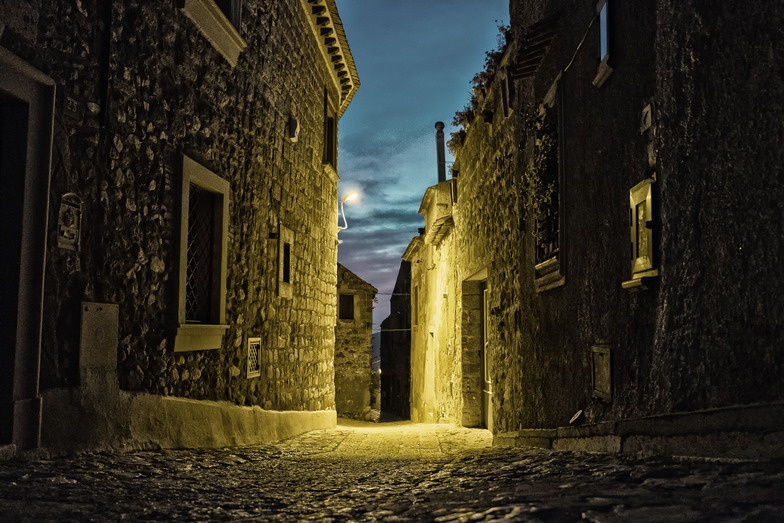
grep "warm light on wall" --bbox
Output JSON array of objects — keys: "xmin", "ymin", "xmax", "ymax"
[{"xmin": 338, "ymin": 192, "xmax": 358, "ymax": 242}]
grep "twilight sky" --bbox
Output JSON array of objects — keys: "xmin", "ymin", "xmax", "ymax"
[{"xmin": 335, "ymin": 0, "xmax": 510, "ymax": 330}]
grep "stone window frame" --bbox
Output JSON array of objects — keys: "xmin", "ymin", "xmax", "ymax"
[
  {"xmin": 278, "ymin": 224, "xmax": 294, "ymax": 299},
  {"xmin": 338, "ymin": 293, "xmax": 355, "ymax": 321},
  {"xmin": 246, "ymin": 337, "xmax": 261, "ymax": 379},
  {"xmin": 533, "ymin": 75, "xmax": 567, "ymax": 293},
  {"xmin": 622, "ymin": 177, "xmax": 658, "ymax": 291},
  {"xmin": 174, "ymin": 155, "xmax": 230, "ymax": 352},
  {"xmin": 592, "ymin": 0, "xmax": 614, "ymax": 88},
  {"xmin": 179, "ymin": 0, "xmax": 247, "ymax": 68}
]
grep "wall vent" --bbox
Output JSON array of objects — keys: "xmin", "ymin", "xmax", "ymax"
[{"xmin": 247, "ymin": 337, "xmax": 261, "ymax": 378}]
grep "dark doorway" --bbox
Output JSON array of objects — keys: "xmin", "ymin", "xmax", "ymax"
[
  {"xmin": 480, "ymin": 284, "xmax": 493, "ymax": 431},
  {"xmin": 0, "ymin": 94, "xmax": 29, "ymax": 444},
  {"xmin": 0, "ymin": 48, "xmax": 55, "ymax": 449}
]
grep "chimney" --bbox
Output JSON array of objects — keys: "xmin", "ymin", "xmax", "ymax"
[{"xmin": 435, "ymin": 121, "xmax": 446, "ymax": 183}]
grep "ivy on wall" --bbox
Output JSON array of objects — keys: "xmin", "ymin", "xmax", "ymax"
[{"xmin": 523, "ymin": 104, "xmax": 559, "ymax": 264}]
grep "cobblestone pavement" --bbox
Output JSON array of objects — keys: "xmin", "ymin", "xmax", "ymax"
[{"xmin": 1, "ymin": 419, "xmax": 783, "ymax": 521}]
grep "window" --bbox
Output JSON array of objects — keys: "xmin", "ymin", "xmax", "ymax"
[
  {"xmin": 282, "ymin": 242, "xmax": 291, "ymax": 283},
  {"xmin": 622, "ymin": 177, "xmax": 658, "ymax": 290},
  {"xmin": 323, "ymin": 90, "xmax": 337, "ymax": 167},
  {"xmin": 247, "ymin": 337, "xmax": 261, "ymax": 378},
  {"xmin": 599, "ymin": 0, "xmax": 609, "ymax": 62},
  {"xmin": 278, "ymin": 225, "xmax": 293, "ymax": 299},
  {"xmin": 532, "ymin": 77, "xmax": 565, "ymax": 292},
  {"xmin": 214, "ymin": 0, "xmax": 241, "ymax": 29},
  {"xmin": 179, "ymin": 0, "xmax": 247, "ymax": 67},
  {"xmin": 174, "ymin": 155, "xmax": 230, "ymax": 352},
  {"xmin": 592, "ymin": 0, "xmax": 614, "ymax": 87},
  {"xmin": 338, "ymin": 294, "xmax": 355, "ymax": 320},
  {"xmin": 185, "ymin": 184, "xmax": 217, "ymax": 322}
]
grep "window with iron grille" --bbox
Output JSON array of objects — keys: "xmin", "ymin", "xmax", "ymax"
[
  {"xmin": 186, "ymin": 184, "xmax": 216, "ymax": 323},
  {"xmin": 247, "ymin": 337, "xmax": 261, "ymax": 378},
  {"xmin": 531, "ymin": 77, "xmax": 566, "ymax": 293},
  {"xmin": 173, "ymin": 154, "xmax": 230, "ymax": 352}
]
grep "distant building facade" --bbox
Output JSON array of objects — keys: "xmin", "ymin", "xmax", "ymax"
[
  {"xmin": 0, "ymin": 0, "xmax": 358, "ymax": 453},
  {"xmin": 335, "ymin": 264, "xmax": 377, "ymax": 420},
  {"xmin": 380, "ymin": 260, "xmax": 411, "ymax": 419},
  {"xmin": 408, "ymin": 0, "xmax": 784, "ymax": 457}
]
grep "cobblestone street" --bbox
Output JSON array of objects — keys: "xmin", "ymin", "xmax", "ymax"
[{"xmin": 1, "ymin": 420, "xmax": 782, "ymax": 521}]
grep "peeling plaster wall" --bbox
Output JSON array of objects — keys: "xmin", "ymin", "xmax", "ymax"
[{"xmin": 1, "ymin": 0, "xmax": 343, "ymax": 413}]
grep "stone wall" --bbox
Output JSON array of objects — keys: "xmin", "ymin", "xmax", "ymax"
[
  {"xmin": 1, "ymin": 0, "xmax": 353, "ymax": 417},
  {"xmin": 407, "ymin": 0, "xmax": 784, "ymax": 440},
  {"xmin": 649, "ymin": 1, "xmax": 784, "ymax": 413},
  {"xmin": 439, "ymin": 0, "xmax": 784, "ymax": 436},
  {"xmin": 335, "ymin": 264, "xmax": 377, "ymax": 420},
  {"xmin": 499, "ymin": 0, "xmax": 660, "ymax": 430},
  {"xmin": 405, "ymin": 46, "xmax": 522, "ymax": 429},
  {"xmin": 451, "ymin": 60, "xmax": 524, "ymax": 432}
]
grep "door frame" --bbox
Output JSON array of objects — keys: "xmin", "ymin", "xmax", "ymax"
[
  {"xmin": 0, "ymin": 47, "xmax": 55, "ymax": 450},
  {"xmin": 481, "ymin": 284, "xmax": 493, "ymax": 431}
]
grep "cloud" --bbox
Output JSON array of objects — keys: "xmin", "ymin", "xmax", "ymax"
[{"xmin": 335, "ymin": 0, "xmax": 508, "ymax": 330}]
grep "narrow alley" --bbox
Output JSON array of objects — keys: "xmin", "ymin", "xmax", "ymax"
[{"xmin": 0, "ymin": 421, "xmax": 782, "ymax": 522}]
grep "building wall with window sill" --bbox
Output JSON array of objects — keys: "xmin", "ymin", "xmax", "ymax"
[
  {"xmin": 0, "ymin": 0, "xmax": 358, "ymax": 434},
  {"xmin": 405, "ymin": 81, "xmax": 522, "ymax": 426},
  {"xmin": 450, "ymin": 76, "xmax": 524, "ymax": 432},
  {"xmin": 335, "ymin": 264, "xmax": 377, "ymax": 420},
  {"xmin": 491, "ymin": 0, "xmax": 784, "ymax": 439},
  {"xmin": 505, "ymin": 0, "xmax": 661, "ymax": 430}
]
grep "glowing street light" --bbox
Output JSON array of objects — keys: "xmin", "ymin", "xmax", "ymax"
[{"xmin": 338, "ymin": 192, "xmax": 358, "ymax": 238}]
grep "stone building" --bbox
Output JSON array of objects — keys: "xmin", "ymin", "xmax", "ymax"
[
  {"xmin": 0, "ymin": 0, "xmax": 358, "ymax": 453},
  {"xmin": 408, "ymin": 0, "xmax": 784, "ymax": 457},
  {"xmin": 335, "ymin": 264, "xmax": 377, "ymax": 420},
  {"xmin": 380, "ymin": 260, "xmax": 411, "ymax": 419}
]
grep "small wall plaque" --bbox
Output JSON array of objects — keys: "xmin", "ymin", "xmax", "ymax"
[
  {"xmin": 57, "ymin": 193, "xmax": 82, "ymax": 251},
  {"xmin": 591, "ymin": 345, "xmax": 612, "ymax": 401}
]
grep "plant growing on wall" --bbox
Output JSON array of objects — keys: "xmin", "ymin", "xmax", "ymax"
[
  {"xmin": 523, "ymin": 104, "xmax": 559, "ymax": 264},
  {"xmin": 449, "ymin": 23, "xmax": 511, "ymax": 151}
]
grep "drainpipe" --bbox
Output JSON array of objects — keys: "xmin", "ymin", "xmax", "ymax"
[{"xmin": 435, "ymin": 121, "xmax": 446, "ymax": 183}]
